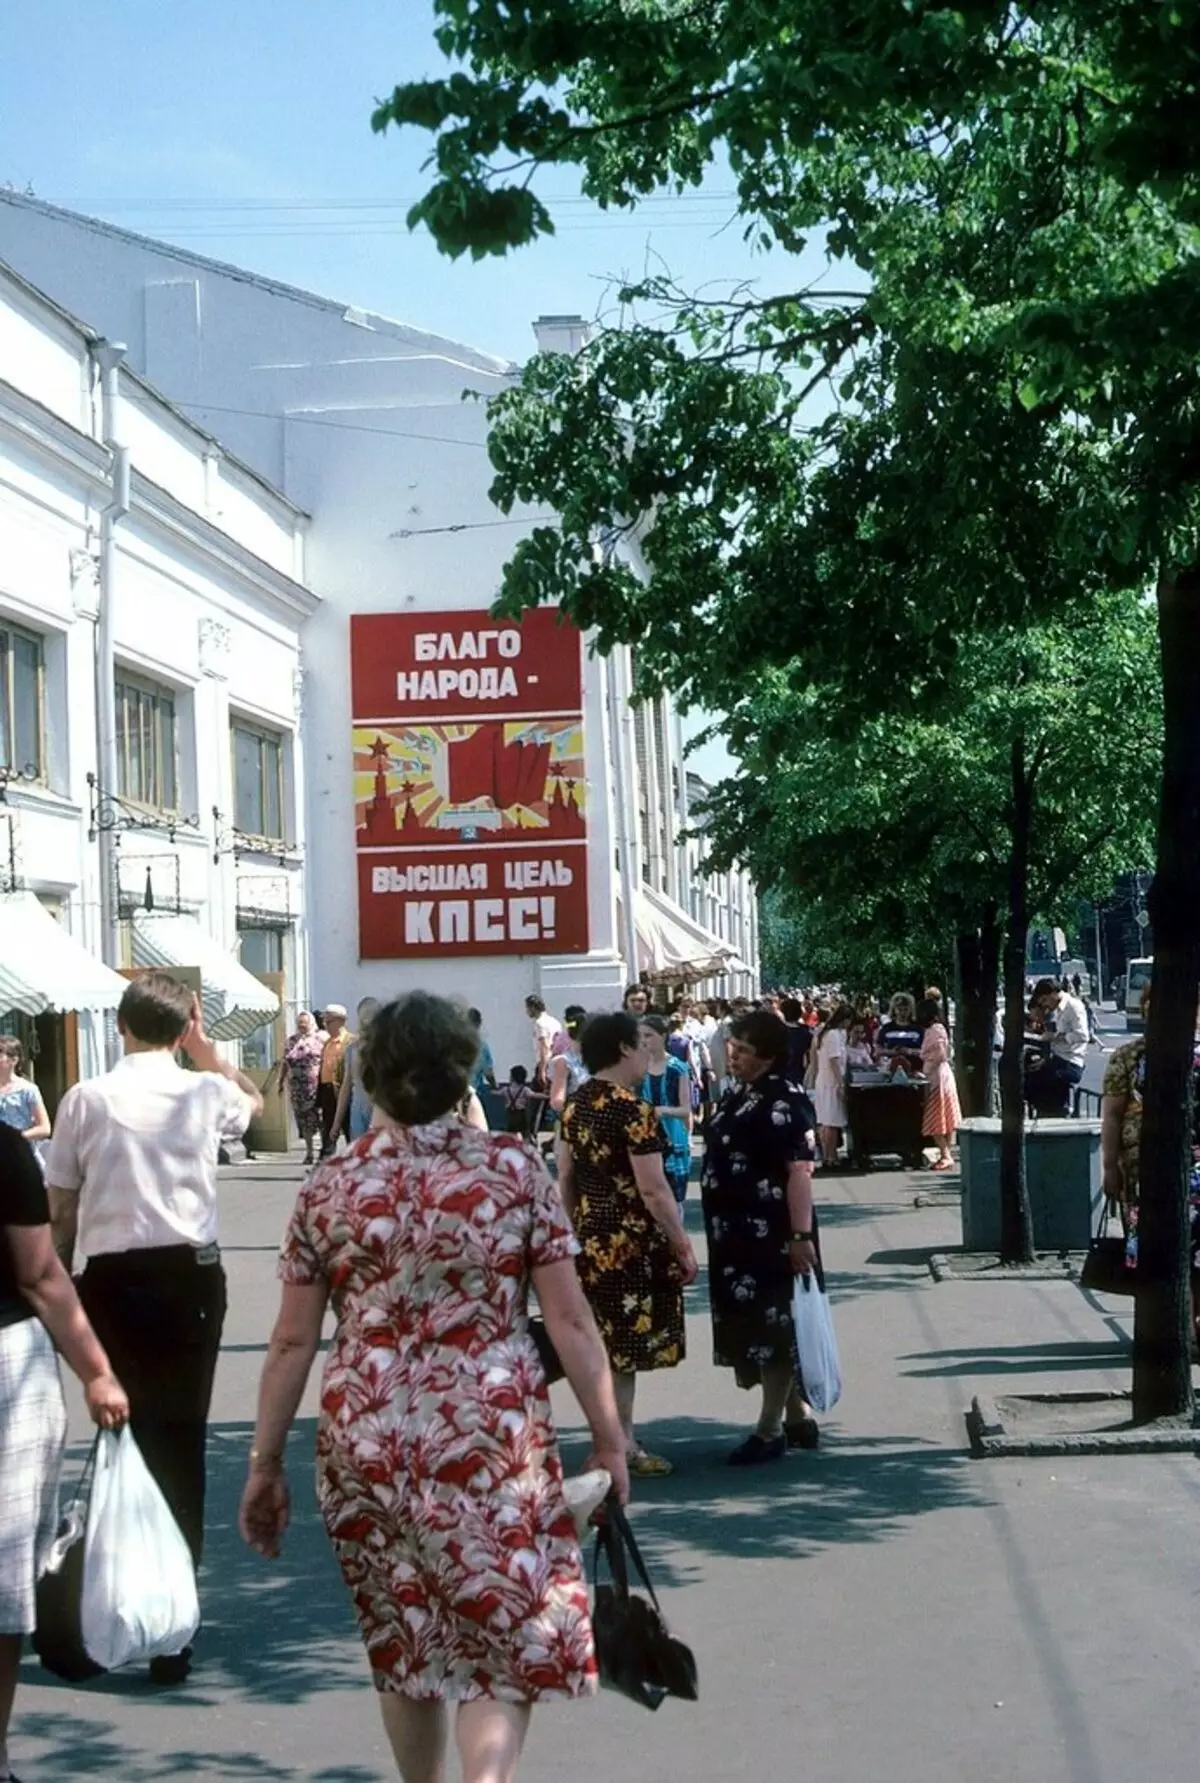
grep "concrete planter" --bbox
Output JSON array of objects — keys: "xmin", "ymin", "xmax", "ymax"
[{"xmin": 958, "ymin": 1116, "xmax": 1102, "ymax": 1252}]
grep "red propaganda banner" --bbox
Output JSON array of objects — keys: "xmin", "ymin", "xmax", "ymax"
[{"xmin": 351, "ymin": 609, "xmax": 589, "ymax": 960}]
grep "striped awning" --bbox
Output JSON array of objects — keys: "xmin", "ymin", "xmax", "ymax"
[
  {"xmin": 131, "ymin": 911, "xmax": 279, "ymax": 1040},
  {"xmin": 0, "ymin": 892, "xmax": 128, "ymax": 1015}
]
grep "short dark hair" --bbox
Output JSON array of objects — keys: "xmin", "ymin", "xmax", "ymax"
[
  {"xmin": 641, "ymin": 1012, "xmax": 668, "ymax": 1037},
  {"xmin": 359, "ymin": 992, "xmax": 479, "ymax": 1125},
  {"xmin": 118, "ymin": 971, "xmax": 194, "ymax": 1047},
  {"xmin": 623, "ymin": 983, "xmax": 649, "ymax": 1006},
  {"xmin": 0, "ymin": 1035, "xmax": 24, "ymax": 1067},
  {"xmin": 916, "ymin": 996, "xmax": 943, "ymax": 1028},
  {"xmin": 525, "ymin": 995, "xmax": 545, "ymax": 1015},
  {"xmin": 580, "ymin": 1011, "xmax": 641, "ymax": 1073},
  {"xmin": 564, "ymin": 1004, "xmax": 588, "ymax": 1038},
  {"xmin": 780, "ymin": 996, "xmax": 805, "ymax": 1024},
  {"xmin": 509, "ymin": 1064, "xmax": 529, "ymax": 1084},
  {"xmin": 728, "ymin": 1009, "xmax": 790, "ymax": 1066},
  {"xmin": 1032, "ymin": 977, "xmax": 1060, "ymax": 1003}
]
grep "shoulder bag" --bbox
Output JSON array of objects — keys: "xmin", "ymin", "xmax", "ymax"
[{"xmin": 592, "ymin": 1500, "xmax": 698, "ymax": 1711}]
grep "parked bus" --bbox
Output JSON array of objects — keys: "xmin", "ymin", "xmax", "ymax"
[{"xmin": 1124, "ymin": 957, "xmax": 1153, "ymax": 1030}]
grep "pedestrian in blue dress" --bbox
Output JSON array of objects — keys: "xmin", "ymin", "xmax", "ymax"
[{"xmin": 639, "ymin": 1016, "xmax": 693, "ymax": 1204}]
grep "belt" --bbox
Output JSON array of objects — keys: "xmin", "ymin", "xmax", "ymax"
[{"xmin": 86, "ymin": 1242, "xmax": 221, "ymax": 1271}]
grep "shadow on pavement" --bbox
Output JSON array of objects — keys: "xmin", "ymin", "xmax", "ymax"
[
  {"xmin": 563, "ymin": 1419, "xmax": 984, "ymax": 1585},
  {"xmin": 897, "ymin": 1339, "xmax": 1130, "ymax": 1378},
  {"xmin": 15, "ymin": 1712, "xmax": 378, "ymax": 1783}
]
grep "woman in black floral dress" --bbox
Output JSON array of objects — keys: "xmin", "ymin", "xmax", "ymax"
[
  {"xmin": 702, "ymin": 1009, "xmax": 822, "ymax": 1465},
  {"xmin": 559, "ymin": 1013, "xmax": 698, "ymax": 1477}
]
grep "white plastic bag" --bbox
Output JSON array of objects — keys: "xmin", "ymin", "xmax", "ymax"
[
  {"xmin": 792, "ymin": 1273, "xmax": 843, "ymax": 1413},
  {"xmin": 80, "ymin": 1427, "xmax": 200, "ymax": 1670}
]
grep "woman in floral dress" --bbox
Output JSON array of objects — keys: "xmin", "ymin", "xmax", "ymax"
[
  {"xmin": 702, "ymin": 1008, "xmax": 822, "ymax": 1466},
  {"xmin": 239, "ymin": 993, "xmax": 627, "ymax": 1783},
  {"xmin": 278, "ymin": 1010, "xmax": 326, "ymax": 1164},
  {"xmin": 558, "ymin": 1012, "xmax": 698, "ymax": 1479}
]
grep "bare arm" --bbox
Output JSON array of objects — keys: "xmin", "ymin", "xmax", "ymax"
[
  {"xmin": 48, "ymin": 1185, "xmax": 79, "ymax": 1269},
  {"xmin": 555, "ymin": 1137, "xmax": 577, "ymax": 1219},
  {"xmin": 548, "ymin": 1054, "xmax": 569, "ymax": 1116},
  {"xmin": 532, "ymin": 1256, "xmax": 629, "ymax": 1503},
  {"xmin": 630, "ymin": 1151, "xmax": 696, "ymax": 1275},
  {"xmin": 8, "ymin": 1223, "xmax": 128, "ymax": 1424},
  {"xmin": 239, "ymin": 1279, "xmax": 329, "ymax": 1557},
  {"xmin": 785, "ymin": 1155, "xmax": 817, "ymax": 1276},
  {"xmin": 22, "ymin": 1089, "xmax": 51, "ymax": 1143}
]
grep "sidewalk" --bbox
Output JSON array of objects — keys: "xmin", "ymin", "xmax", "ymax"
[{"xmin": 15, "ymin": 1156, "xmax": 1190, "ymax": 1783}]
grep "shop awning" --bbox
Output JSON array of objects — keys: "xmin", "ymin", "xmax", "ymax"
[
  {"xmin": 635, "ymin": 884, "xmax": 738, "ymax": 986},
  {"xmin": 131, "ymin": 912, "xmax": 280, "ymax": 1041},
  {"xmin": 0, "ymin": 892, "xmax": 129, "ymax": 1015}
]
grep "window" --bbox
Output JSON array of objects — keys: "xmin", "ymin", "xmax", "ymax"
[
  {"xmin": 0, "ymin": 622, "xmax": 44, "ymax": 779},
  {"xmin": 232, "ymin": 721, "xmax": 284, "ymax": 839},
  {"xmin": 115, "ymin": 674, "xmax": 177, "ymax": 811}
]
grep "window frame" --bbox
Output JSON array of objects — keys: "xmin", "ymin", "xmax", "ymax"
[
  {"xmin": 0, "ymin": 619, "xmax": 46, "ymax": 782},
  {"xmin": 230, "ymin": 717, "xmax": 286, "ymax": 842},
  {"xmin": 114, "ymin": 670, "xmax": 179, "ymax": 813}
]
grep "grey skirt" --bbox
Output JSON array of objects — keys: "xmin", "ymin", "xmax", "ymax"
[{"xmin": 0, "ymin": 1316, "xmax": 68, "ymax": 1634}]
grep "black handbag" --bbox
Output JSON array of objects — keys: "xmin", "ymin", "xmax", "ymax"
[
  {"xmin": 33, "ymin": 1437, "xmax": 106, "ymax": 1682},
  {"xmin": 1080, "ymin": 1200, "xmax": 1137, "ymax": 1297},
  {"xmin": 528, "ymin": 1316, "xmax": 565, "ymax": 1384},
  {"xmin": 592, "ymin": 1501, "xmax": 698, "ymax": 1711}
]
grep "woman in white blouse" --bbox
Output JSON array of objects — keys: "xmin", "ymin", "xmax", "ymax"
[{"xmin": 813, "ymin": 1004, "xmax": 854, "ymax": 1167}]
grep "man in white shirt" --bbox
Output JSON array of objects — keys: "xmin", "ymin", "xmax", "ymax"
[
  {"xmin": 525, "ymin": 994, "xmax": 563, "ymax": 1093},
  {"xmin": 1025, "ymin": 976, "xmax": 1089, "ymax": 1116},
  {"xmin": 47, "ymin": 971, "xmax": 262, "ymax": 1685}
]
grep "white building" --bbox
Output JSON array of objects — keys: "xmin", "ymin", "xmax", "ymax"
[
  {"xmin": 0, "ymin": 192, "xmax": 758, "ymax": 1073},
  {"xmin": 0, "ymin": 253, "xmax": 315, "ymax": 1127}
]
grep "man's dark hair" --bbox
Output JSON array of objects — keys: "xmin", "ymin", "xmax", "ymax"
[
  {"xmin": 359, "ymin": 992, "xmax": 479, "ymax": 1125},
  {"xmin": 641, "ymin": 1012, "xmax": 668, "ymax": 1037},
  {"xmin": 118, "ymin": 971, "xmax": 194, "ymax": 1048},
  {"xmin": 1032, "ymin": 977, "xmax": 1060, "ymax": 1003},
  {"xmin": 623, "ymin": 983, "xmax": 649, "ymax": 1006},
  {"xmin": 780, "ymin": 996, "xmax": 805, "ymax": 1024},
  {"xmin": 580, "ymin": 1011, "xmax": 641, "ymax": 1074},
  {"xmin": 728, "ymin": 1009, "xmax": 790, "ymax": 1067},
  {"xmin": 525, "ymin": 995, "xmax": 545, "ymax": 1015}
]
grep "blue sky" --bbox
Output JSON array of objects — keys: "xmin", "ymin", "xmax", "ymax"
[
  {"xmin": 0, "ymin": 0, "xmax": 815, "ymax": 364},
  {"xmin": 1, "ymin": 2, "xmax": 826, "ymax": 780}
]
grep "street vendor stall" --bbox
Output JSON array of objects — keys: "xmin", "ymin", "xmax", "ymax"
[{"xmin": 845, "ymin": 1066, "xmax": 928, "ymax": 1170}]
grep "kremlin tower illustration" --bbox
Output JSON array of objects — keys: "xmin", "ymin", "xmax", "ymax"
[{"xmin": 359, "ymin": 731, "xmax": 585, "ymax": 844}]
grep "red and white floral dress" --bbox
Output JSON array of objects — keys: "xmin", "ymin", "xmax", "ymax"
[{"xmin": 278, "ymin": 1121, "xmax": 597, "ymax": 1702}]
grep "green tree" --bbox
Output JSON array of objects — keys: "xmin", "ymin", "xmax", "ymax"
[{"xmin": 379, "ymin": 3, "xmax": 1200, "ymax": 1417}]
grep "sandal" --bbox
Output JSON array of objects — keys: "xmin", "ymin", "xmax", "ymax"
[
  {"xmin": 931, "ymin": 1158, "xmax": 956, "ymax": 1172},
  {"xmin": 627, "ymin": 1450, "xmax": 674, "ymax": 1478}
]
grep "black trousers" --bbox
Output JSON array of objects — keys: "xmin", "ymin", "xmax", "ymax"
[
  {"xmin": 78, "ymin": 1245, "xmax": 227, "ymax": 1570},
  {"xmin": 316, "ymin": 1081, "xmax": 346, "ymax": 1155},
  {"xmin": 1024, "ymin": 1055, "xmax": 1084, "ymax": 1118}
]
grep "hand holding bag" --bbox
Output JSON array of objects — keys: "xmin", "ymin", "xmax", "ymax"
[
  {"xmin": 79, "ymin": 1426, "xmax": 201, "ymax": 1670},
  {"xmin": 592, "ymin": 1501, "xmax": 698, "ymax": 1711},
  {"xmin": 792, "ymin": 1271, "xmax": 843, "ymax": 1412}
]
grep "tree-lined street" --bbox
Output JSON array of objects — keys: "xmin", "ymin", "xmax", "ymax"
[{"xmin": 14, "ymin": 1137, "xmax": 1198, "ymax": 1783}]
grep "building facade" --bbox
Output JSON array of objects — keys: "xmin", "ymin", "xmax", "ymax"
[
  {"xmin": 0, "ymin": 193, "xmax": 759, "ymax": 1073},
  {"xmin": 0, "ymin": 255, "xmax": 315, "ymax": 1122}
]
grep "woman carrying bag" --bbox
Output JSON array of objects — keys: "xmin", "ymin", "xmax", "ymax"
[{"xmin": 1, "ymin": 1125, "xmax": 128, "ymax": 1783}]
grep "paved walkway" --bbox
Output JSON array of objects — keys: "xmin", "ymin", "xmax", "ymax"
[{"xmin": 15, "ymin": 1154, "xmax": 1190, "ymax": 1782}]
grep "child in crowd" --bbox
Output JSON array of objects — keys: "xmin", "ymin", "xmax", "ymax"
[{"xmin": 502, "ymin": 1065, "xmax": 541, "ymax": 1137}]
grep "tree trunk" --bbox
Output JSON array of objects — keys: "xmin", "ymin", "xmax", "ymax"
[
  {"xmin": 998, "ymin": 740, "xmax": 1036, "ymax": 1264},
  {"xmin": 1131, "ymin": 566, "xmax": 1200, "ymax": 1424},
  {"xmin": 954, "ymin": 919, "xmax": 1001, "ymax": 1117}
]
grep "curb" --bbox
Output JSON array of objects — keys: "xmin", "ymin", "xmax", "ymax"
[
  {"xmin": 929, "ymin": 1252, "xmax": 1080, "ymax": 1283},
  {"xmin": 966, "ymin": 1390, "xmax": 1200, "ymax": 1457}
]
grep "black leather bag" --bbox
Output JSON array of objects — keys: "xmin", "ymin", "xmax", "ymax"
[
  {"xmin": 1080, "ymin": 1202, "xmax": 1136, "ymax": 1297},
  {"xmin": 592, "ymin": 1502, "xmax": 698, "ymax": 1711},
  {"xmin": 33, "ymin": 1438, "xmax": 106, "ymax": 1682},
  {"xmin": 528, "ymin": 1317, "xmax": 565, "ymax": 1384}
]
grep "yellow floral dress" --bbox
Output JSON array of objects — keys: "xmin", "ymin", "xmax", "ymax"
[{"xmin": 560, "ymin": 1079, "xmax": 685, "ymax": 1374}]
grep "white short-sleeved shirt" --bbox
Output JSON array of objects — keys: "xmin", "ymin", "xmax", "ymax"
[
  {"xmin": 45, "ymin": 1051, "xmax": 254, "ymax": 1256},
  {"xmin": 531, "ymin": 1011, "xmax": 563, "ymax": 1063}
]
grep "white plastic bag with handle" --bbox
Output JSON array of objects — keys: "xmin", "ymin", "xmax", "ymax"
[
  {"xmin": 792, "ymin": 1273, "xmax": 843, "ymax": 1413},
  {"xmin": 80, "ymin": 1427, "xmax": 200, "ymax": 1670}
]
